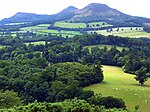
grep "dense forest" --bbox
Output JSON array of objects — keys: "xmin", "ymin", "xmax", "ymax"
[{"xmin": 1, "ymin": 32, "xmax": 150, "ymax": 111}]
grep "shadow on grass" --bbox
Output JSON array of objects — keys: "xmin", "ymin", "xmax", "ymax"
[
  {"xmin": 101, "ymin": 81, "xmax": 109, "ymax": 85},
  {"xmin": 131, "ymin": 83, "xmax": 150, "ymax": 87}
]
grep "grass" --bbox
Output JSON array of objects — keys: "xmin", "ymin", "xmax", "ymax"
[
  {"xmin": 84, "ymin": 44, "xmax": 128, "ymax": 53},
  {"xmin": 36, "ymin": 24, "xmax": 50, "ymax": 27},
  {"xmin": 54, "ymin": 21, "xmax": 111, "ymax": 29},
  {"xmin": 37, "ymin": 30, "xmax": 81, "ymax": 37},
  {"xmin": 25, "ymin": 41, "xmax": 47, "ymax": 46},
  {"xmin": 37, "ymin": 30, "xmax": 59, "ymax": 34},
  {"xmin": 20, "ymin": 23, "xmax": 81, "ymax": 38},
  {"xmin": 54, "ymin": 21, "xmax": 86, "ymax": 28},
  {"xmin": 0, "ymin": 45, "xmax": 5, "ymax": 49},
  {"xmin": 60, "ymin": 30, "xmax": 81, "ymax": 35},
  {"xmin": 84, "ymin": 65, "xmax": 150, "ymax": 112},
  {"xmin": 91, "ymin": 27, "xmax": 150, "ymax": 38},
  {"xmin": 20, "ymin": 24, "xmax": 50, "ymax": 31}
]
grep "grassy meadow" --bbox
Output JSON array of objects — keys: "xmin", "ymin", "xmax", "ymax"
[
  {"xmin": 20, "ymin": 24, "xmax": 50, "ymax": 31},
  {"xmin": 19, "ymin": 23, "xmax": 82, "ymax": 38},
  {"xmin": 91, "ymin": 27, "xmax": 150, "ymax": 38},
  {"xmin": 84, "ymin": 65, "xmax": 150, "ymax": 112},
  {"xmin": 37, "ymin": 30, "xmax": 81, "ymax": 37},
  {"xmin": 24, "ymin": 41, "xmax": 48, "ymax": 46},
  {"xmin": 0, "ymin": 45, "xmax": 5, "ymax": 49},
  {"xmin": 18, "ymin": 23, "xmax": 150, "ymax": 38},
  {"xmin": 54, "ymin": 21, "xmax": 86, "ymax": 28}
]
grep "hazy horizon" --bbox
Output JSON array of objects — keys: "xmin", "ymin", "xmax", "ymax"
[{"xmin": 0, "ymin": 0, "xmax": 150, "ymax": 20}]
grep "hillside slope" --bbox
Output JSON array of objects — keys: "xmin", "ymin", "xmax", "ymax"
[{"xmin": 1, "ymin": 3, "xmax": 150, "ymax": 26}]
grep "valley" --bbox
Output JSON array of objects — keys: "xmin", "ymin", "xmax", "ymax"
[
  {"xmin": 0, "ymin": 2, "xmax": 150, "ymax": 112},
  {"xmin": 1, "ymin": 22, "xmax": 150, "ymax": 38}
]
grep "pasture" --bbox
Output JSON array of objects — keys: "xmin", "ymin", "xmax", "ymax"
[
  {"xmin": 24, "ymin": 41, "xmax": 47, "ymax": 46},
  {"xmin": 54, "ymin": 21, "xmax": 86, "ymax": 28},
  {"xmin": 20, "ymin": 23, "xmax": 81, "ymax": 38},
  {"xmin": 84, "ymin": 65, "xmax": 150, "ymax": 112},
  {"xmin": 0, "ymin": 45, "xmax": 5, "ymax": 49},
  {"xmin": 37, "ymin": 30, "xmax": 81, "ymax": 37},
  {"xmin": 20, "ymin": 24, "xmax": 50, "ymax": 31},
  {"xmin": 91, "ymin": 27, "xmax": 150, "ymax": 38}
]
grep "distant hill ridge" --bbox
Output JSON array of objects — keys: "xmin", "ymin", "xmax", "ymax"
[
  {"xmin": 75, "ymin": 3, "xmax": 124, "ymax": 16},
  {"xmin": 1, "ymin": 3, "xmax": 150, "ymax": 26}
]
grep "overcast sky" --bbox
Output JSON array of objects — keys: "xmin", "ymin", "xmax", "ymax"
[{"xmin": 0, "ymin": 0, "xmax": 149, "ymax": 20}]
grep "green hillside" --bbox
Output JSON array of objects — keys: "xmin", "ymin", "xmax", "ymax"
[
  {"xmin": 91, "ymin": 27, "xmax": 150, "ymax": 38},
  {"xmin": 84, "ymin": 65, "xmax": 150, "ymax": 112},
  {"xmin": 54, "ymin": 21, "xmax": 86, "ymax": 28},
  {"xmin": 20, "ymin": 24, "xmax": 50, "ymax": 31}
]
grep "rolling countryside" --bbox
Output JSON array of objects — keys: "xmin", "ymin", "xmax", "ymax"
[{"xmin": 0, "ymin": 2, "xmax": 150, "ymax": 112}]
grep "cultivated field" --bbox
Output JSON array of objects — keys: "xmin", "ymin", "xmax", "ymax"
[
  {"xmin": 54, "ymin": 21, "xmax": 86, "ymax": 28},
  {"xmin": 91, "ymin": 27, "xmax": 150, "ymax": 38},
  {"xmin": 84, "ymin": 65, "xmax": 150, "ymax": 112}
]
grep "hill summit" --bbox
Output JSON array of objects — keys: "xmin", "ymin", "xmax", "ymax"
[
  {"xmin": 75, "ymin": 3, "xmax": 122, "ymax": 16},
  {"xmin": 71, "ymin": 3, "xmax": 130, "ymax": 22},
  {"xmin": 1, "ymin": 3, "xmax": 150, "ymax": 26}
]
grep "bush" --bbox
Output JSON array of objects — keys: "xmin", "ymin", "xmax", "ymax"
[
  {"xmin": 88, "ymin": 95, "xmax": 126, "ymax": 109},
  {"xmin": 99, "ymin": 96, "xmax": 126, "ymax": 109},
  {"xmin": 0, "ymin": 90, "xmax": 21, "ymax": 108}
]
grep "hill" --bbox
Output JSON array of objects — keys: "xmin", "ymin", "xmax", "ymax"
[
  {"xmin": 84, "ymin": 65, "xmax": 150, "ymax": 112},
  {"xmin": 0, "ymin": 3, "xmax": 150, "ymax": 27},
  {"xmin": 0, "ymin": 12, "xmax": 52, "ymax": 24},
  {"xmin": 50, "ymin": 6, "xmax": 78, "ymax": 21},
  {"xmin": 71, "ymin": 3, "xmax": 129, "ymax": 22},
  {"xmin": 71, "ymin": 3, "xmax": 150, "ymax": 26}
]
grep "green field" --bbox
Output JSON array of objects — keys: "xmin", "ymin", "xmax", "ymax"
[
  {"xmin": 0, "ymin": 45, "xmax": 5, "ymax": 49},
  {"xmin": 38, "ymin": 30, "xmax": 81, "ymax": 34},
  {"xmin": 88, "ymin": 22, "xmax": 112, "ymax": 28},
  {"xmin": 84, "ymin": 65, "xmax": 150, "ymax": 112},
  {"xmin": 20, "ymin": 24, "xmax": 50, "ymax": 31},
  {"xmin": 37, "ymin": 30, "xmax": 59, "ymax": 34},
  {"xmin": 37, "ymin": 30, "xmax": 81, "ymax": 37},
  {"xmin": 25, "ymin": 41, "xmax": 47, "ymax": 46},
  {"xmin": 54, "ymin": 21, "xmax": 86, "ymax": 28},
  {"xmin": 84, "ymin": 44, "xmax": 128, "ymax": 53},
  {"xmin": 91, "ymin": 27, "xmax": 150, "ymax": 38},
  {"xmin": 19, "ymin": 23, "xmax": 82, "ymax": 38},
  {"xmin": 36, "ymin": 24, "xmax": 50, "ymax": 27}
]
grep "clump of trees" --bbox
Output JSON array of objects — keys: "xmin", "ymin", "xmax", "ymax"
[
  {"xmin": 0, "ymin": 90, "xmax": 21, "ymax": 108},
  {"xmin": 0, "ymin": 32, "xmax": 150, "ymax": 111},
  {"xmin": 1, "ymin": 34, "xmax": 150, "ymax": 86},
  {"xmin": 0, "ymin": 97, "xmax": 129, "ymax": 112},
  {"xmin": 143, "ymin": 27, "xmax": 150, "ymax": 33},
  {"xmin": 88, "ymin": 94, "xmax": 126, "ymax": 109},
  {"xmin": 134, "ymin": 67, "xmax": 150, "ymax": 85},
  {"xmin": 0, "ymin": 59, "xmax": 103, "ymax": 104}
]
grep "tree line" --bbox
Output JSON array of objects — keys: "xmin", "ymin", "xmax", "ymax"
[{"xmin": 0, "ymin": 33, "xmax": 149, "ymax": 110}]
